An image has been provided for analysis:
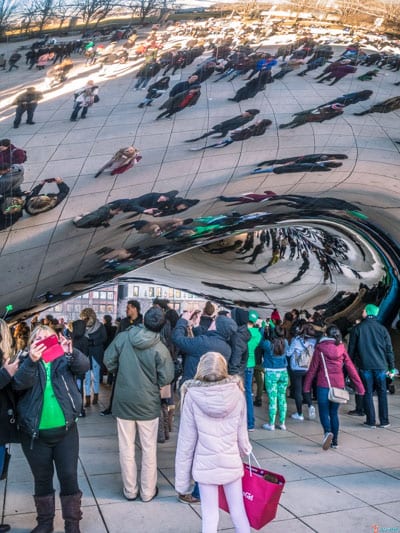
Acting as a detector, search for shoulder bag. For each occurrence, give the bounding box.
[320,351,349,404]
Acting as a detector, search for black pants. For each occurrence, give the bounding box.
[21,423,79,496]
[292,371,310,414]
[14,103,37,127]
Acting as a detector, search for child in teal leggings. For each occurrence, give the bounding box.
[261,327,289,431]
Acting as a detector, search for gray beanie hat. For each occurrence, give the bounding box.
[144,307,165,332]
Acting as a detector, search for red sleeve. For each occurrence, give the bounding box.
[12,148,26,164]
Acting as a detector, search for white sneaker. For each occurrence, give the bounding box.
[322,432,333,450]
[291,413,304,421]
[277,423,287,431]
[308,405,316,420]
[262,423,275,431]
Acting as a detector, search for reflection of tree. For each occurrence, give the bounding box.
[122,0,164,24]
[32,0,54,33]
[378,0,400,30]
[53,0,79,30]
[75,0,117,31]
[0,0,18,38]
[19,1,37,35]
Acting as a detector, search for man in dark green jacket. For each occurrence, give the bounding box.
[104,307,174,502]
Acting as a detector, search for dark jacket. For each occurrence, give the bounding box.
[229,308,250,375]
[0,366,19,444]
[212,114,255,135]
[71,319,89,356]
[24,181,70,215]
[13,349,89,439]
[86,321,107,365]
[169,80,192,97]
[348,316,394,370]
[159,89,200,112]
[172,316,237,383]
[117,315,143,333]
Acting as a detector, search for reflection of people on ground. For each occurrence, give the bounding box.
[120,217,190,236]
[185,109,259,142]
[73,203,123,229]
[46,59,73,87]
[228,71,271,102]
[156,85,201,120]
[191,120,272,150]
[353,96,400,116]
[279,104,344,129]
[290,251,310,282]
[316,61,357,85]
[12,87,43,129]
[94,147,141,178]
[168,74,199,97]
[24,177,70,216]
[358,69,379,82]
[0,139,27,167]
[252,153,347,174]
[218,191,277,206]
[0,196,25,230]
[138,76,170,108]
[70,80,99,122]
[0,165,24,197]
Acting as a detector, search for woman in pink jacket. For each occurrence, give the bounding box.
[304,325,365,450]
[175,351,252,533]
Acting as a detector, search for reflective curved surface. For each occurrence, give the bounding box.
[0,20,400,322]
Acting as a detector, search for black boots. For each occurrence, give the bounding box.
[60,491,82,533]
[92,393,98,405]
[31,492,55,533]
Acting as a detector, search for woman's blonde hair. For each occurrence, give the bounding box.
[0,318,14,362]
[29,325,57,347]
[180,352,243,406]
[194,351,228,382]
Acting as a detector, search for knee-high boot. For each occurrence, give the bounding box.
[31,492,55,533]
[60,491,82,533]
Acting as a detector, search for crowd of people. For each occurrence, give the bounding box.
[0,294,397,532]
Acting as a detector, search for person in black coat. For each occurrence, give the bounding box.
[156,85,201,120]
[353,96,400,116]
[14,325,89,533]
[228,70,270,102]
[168,74,199,97]
[229,308,250,376]
[70,319,89,417]
[137,76,170,108]
[0,319,19,533]
[24,177,70,215]
[185,109,259,142]
[79,308,107,407]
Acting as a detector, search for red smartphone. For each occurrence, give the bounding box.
[37,335,64,363]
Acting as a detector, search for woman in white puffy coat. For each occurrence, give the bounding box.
[175,351,252,533]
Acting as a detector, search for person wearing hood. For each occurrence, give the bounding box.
[304,325,365,450]
[104,308,174,502]
[172,310,237,385]
[175,352,252,532]
[184,109,259,142]
[80,308,107,408]
[229,307,250,376]
[348,305,395,428]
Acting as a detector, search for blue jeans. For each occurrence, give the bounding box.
[85,358,101,395]
[244,368,255,429]
[359,369,389,425]
[317,387,339,445]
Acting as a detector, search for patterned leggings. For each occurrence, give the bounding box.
[265,370,289,425]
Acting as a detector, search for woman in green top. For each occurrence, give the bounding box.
[14,325,89,533]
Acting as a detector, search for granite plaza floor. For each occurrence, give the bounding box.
[1,387,400,533]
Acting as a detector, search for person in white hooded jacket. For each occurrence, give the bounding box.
[175,351,252,533]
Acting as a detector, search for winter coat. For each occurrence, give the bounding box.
[212,114,255,135]
[117,315,143,333]
[71,319,89,356]
[287,336,316,372]
[104,325,174,420]
[159,89,200,112]
[175,376,252,494]
[24,181,70,215]
[0,366,19,444]
[229,308,250,375]
[13,349,89,439]
[304,338,365,394]
[347,316,394,370]
[0,144,26,167]
[172,317,237,383]
[263,338,288,370]
[86,321,107,365]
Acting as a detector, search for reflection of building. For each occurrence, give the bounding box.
[48,281,206,322]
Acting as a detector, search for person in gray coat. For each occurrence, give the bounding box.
[104,308,174,502]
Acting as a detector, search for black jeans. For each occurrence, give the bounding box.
[292,371,310,414]
[21,423,79,496]
[14,103,37,126]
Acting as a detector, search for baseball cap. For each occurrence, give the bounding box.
[364,304,379,317]
[248,310,259,323]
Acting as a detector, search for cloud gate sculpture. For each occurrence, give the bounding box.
[0,21,399,324]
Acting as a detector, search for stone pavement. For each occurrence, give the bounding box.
[2,387,400,533]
